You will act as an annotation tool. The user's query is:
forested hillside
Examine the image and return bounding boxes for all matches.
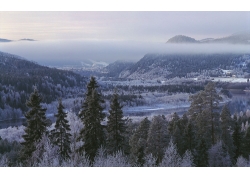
[103,60,134,78]
[119,53,250,79]
[0,51,86,120]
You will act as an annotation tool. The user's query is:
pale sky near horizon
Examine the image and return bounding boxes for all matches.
[1,11,250,42]
[1,10,250,65]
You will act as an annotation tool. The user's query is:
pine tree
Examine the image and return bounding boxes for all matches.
[220,105,234,161]
[202,82,222,145]
[188,81,222,146]
[168,112,180,136]
[232,120,243,163]
[242,126,250,159]
[106,92,126,155]
[50,99,71,162]
[19,88,48,165]
[146,115,169,165]
[188,91,205,119]
[77,76,105,163]
[173,113,188,155]
[129,117,151,166]
[183,119,196,152]
[194,138,208,167]
[195,112,211,145]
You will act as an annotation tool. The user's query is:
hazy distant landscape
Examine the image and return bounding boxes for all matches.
[1,11,250,167]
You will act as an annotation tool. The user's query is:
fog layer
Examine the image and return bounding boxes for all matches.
[0,40,250,66]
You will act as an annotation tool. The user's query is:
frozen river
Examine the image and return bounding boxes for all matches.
[0,104,190,129]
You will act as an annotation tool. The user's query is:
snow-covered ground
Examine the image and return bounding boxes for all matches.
[211,77,249,83]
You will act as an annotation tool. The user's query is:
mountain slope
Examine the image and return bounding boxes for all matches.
[167,32,250,44]
[0,38,12,42]
[167,35,198,43]
[212,32,250,44]
[0,51,86,114]
[104,60,134,78]
[119,53,250,80]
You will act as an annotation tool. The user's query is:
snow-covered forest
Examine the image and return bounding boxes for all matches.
[1,77,250,167]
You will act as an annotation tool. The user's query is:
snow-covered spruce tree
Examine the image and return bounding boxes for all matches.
[31,134,60,167]
[220,104,235,162]
[19,88,49,165]
[235,156,250,167]
[66,111,84,165]
[93,147,130,167]
[146,115,169,165]
[143,153,157,167]
[129,117,151,166]
[159,139,182,167]
[181,150,194,167]
[106,92,126,155]
[77,76,105,164]
[159,139,194,167]
[208,141,232,167]
[50,99,71,162]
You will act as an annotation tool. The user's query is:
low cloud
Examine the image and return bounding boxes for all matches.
[1,40,250,66]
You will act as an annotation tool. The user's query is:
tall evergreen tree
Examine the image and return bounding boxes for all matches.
[50,99,71,162]
[129,117,151,166]
[172,113,189,155]
[146,115,169,165]
[232,120,243,163]
[194,138,208,167]
[202,81,222,145]
[77,76,105,163]
[183,119,196,152]
[168,112,180,136]
[242,126,250,159]
[19,88,48,165]
[220,105,234,161]
[106,92,126,155]
[188,91,205,119]
[188,81,222,146]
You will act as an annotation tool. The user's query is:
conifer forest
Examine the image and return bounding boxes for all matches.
[1,11,250,168]
[1,75,250,167]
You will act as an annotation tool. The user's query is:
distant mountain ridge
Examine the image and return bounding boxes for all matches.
[167,32,250,44]
[0,38,36,42]
[0,38,12,42]
[19,38,36,41]
[167,35,198,43]
[117,53,250,80]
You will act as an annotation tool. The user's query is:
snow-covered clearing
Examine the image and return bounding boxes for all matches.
[211,77,249,83]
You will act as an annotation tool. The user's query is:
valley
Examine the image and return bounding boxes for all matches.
[2,51,250,129]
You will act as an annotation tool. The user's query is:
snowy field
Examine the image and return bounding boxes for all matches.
[211,77,249,83]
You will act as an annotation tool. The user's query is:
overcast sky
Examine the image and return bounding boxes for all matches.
[0,11,250,66]
[1,11,250,42]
